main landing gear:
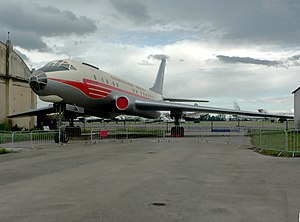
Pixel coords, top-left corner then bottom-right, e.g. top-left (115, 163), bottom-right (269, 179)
top-left (53, 103), bottom-right (82, 143)
top-left (53, 103), bottom-right (69, 143)
top-left (170, 112), bottom-right (184, 137)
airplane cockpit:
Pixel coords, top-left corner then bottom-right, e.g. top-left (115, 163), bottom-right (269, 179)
top-left (29, 60), bottom-right (77, 92)
top-left (41, 60), bottom-right (77, 72)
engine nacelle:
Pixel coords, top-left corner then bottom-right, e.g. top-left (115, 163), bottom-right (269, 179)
top-left (114, 95), bottom-right (160, 119)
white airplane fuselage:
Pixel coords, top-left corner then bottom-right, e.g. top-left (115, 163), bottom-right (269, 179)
top-left (30, 60), bottom-right (162, 119)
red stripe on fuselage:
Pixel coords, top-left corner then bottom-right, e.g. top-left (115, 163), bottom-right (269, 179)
top-left (49, 77), bottom-right (156, 100)
top-left (49, 78), bottom-right (110, 99)
top-left (83, 79), bottom-right (111, 93)
top-left (82, 78), bottom-right (154, 100)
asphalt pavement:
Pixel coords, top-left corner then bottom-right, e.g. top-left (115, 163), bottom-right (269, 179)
top-left (0, 138), bottom-right (299, 222)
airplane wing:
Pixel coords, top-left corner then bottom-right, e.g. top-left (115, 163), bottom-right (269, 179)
top-left (135, 100), bottom-right (294, 119)
top-left (7, 105), bottom-right (55, 118)
top-left (163, 98), bottom-right (209, 103)
top-left (7, 104), bottom-right (85, 118)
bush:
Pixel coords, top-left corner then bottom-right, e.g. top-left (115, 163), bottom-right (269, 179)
top-left (0, 123), bottom-right (10, 131)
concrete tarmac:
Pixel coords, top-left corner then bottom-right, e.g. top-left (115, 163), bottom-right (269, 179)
top-left (0, 138), bottom-right (300, 222)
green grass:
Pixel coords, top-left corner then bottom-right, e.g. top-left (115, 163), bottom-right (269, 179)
top-left (0, 148), bottom-right (13, 155)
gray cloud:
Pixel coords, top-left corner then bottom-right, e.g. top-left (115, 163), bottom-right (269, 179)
top-left (217, 54), bottom-right (300, 68)
top-left (128, 0), bottom-right (300, 46)
top-left (0, 1), bottom-right (97, 50)
top-left (10, 31), bottom-right (48, 51)
top-left (216, 55), bottom-right (280, 66)
top-left (110, 0), bottom-right (150, 24)
top-left (3, 0), bottom-right (299, 50)
top-left (286, 55), bottom-right (300, 66)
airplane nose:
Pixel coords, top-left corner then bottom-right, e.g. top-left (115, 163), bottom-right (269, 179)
top-left (29, 71), bottom-right (48, 92)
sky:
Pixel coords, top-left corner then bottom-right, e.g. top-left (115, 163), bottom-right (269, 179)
top-left (0, 0), bottom-right (299, 113)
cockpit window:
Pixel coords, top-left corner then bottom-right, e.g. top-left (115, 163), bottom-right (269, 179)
top-left (38, 66), bottom-right (68, 73)
top-left (43, 60), bottom-right (77, 72)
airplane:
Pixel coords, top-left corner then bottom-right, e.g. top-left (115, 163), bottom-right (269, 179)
top-left (8, 58), bottom-right (294, 138)
top-left (181, 103), bottom-right (208, 122)
top-left (257, 109), bottom-right (294, 122)
top-left (232, 102), bottom-right (263, 121)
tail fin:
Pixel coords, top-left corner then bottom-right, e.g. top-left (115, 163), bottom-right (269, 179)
top-left (234, 102), bottom-right (241, 111)
top-left (149, 58), bottom-right (166, 95)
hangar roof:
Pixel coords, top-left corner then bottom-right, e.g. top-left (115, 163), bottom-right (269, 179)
top-left (292, 87), bottom-right (300, 94)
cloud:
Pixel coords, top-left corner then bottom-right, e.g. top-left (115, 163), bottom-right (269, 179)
top-left (0, 1), bottom-right (97, 51)
top-left (14, 48), bottom-right (30, 63)
top-left (110, 0), bottom-right (151, 24)
top-left (284, 54), bottom-right (300, 66)
top-left (130, 0), bottom-right (300, 46)
top-left (217, 54), bottom-right (300, 68)
top-left (138, 54), bottom-right (169, 65)
top-left (216, 55), bottom-right (280, 66)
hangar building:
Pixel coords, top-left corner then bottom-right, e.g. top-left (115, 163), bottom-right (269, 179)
top-left (0, 37), bottom-right (36, 129)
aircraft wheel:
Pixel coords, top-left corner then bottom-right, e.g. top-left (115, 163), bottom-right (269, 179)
top-left (54, 131), bottom-right (69, 143)
top-left (62, 132), bottom-right (69, 143)
top-left (54, 134), bottom-right (59, 143)
top-left (180, 126), bottom-right (184, 137)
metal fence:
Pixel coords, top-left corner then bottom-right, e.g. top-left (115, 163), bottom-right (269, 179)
top-left (0, 130), bottom-right (59, 149)
top-left (0, 131), bottom-right (12, 145)
top-left (249, 128), bottom-right (300, 154)
top-left (1, 124), bottom-right (299, 153)
top-left (88, 125), bottom-right (248, 146)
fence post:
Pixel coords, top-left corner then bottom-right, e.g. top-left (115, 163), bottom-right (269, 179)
top-left (90, 127), bottom-right (93, 143)
top-left (11, 132), bottom-right (14, 149)
top-left (59, 127), bottom-right (62, 146)
top-left (284, 129), bottom-right (288, 151)
top-left (30, 131), bottom-right (33, 149)
top-left (296, 130), bottom-right (299, 151)
top-left (294, 130), bottom-right (296, 151)
top-left (259, 129), bottom-right (262, 148)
